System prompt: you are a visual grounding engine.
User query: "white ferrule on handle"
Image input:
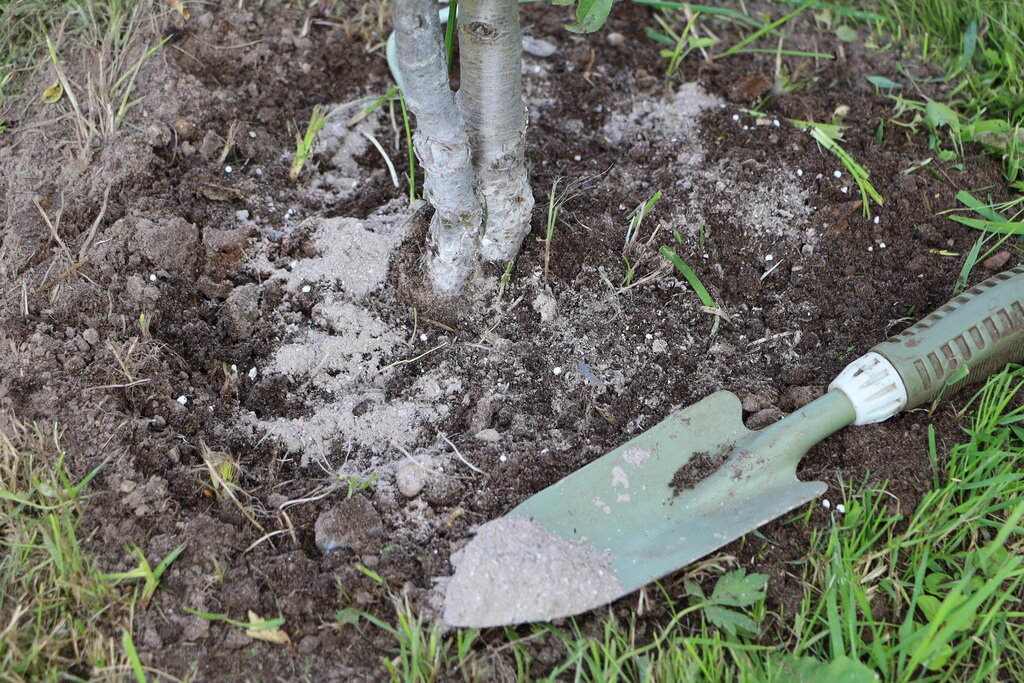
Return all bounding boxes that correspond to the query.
[828,352,908,425]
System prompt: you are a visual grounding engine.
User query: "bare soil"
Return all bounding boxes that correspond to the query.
[0,1,1015,679]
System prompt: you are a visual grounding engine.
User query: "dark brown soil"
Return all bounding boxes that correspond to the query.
[670,444,734,495]
[1,0,1017,679]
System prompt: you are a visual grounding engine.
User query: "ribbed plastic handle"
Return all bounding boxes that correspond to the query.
[870,265,1024,410]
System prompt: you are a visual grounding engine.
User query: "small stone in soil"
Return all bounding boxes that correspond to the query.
[983,250,1011,271]
[396,461,428,498]
[522,36,557,57]
[474,428,500,443]
[442,516,624,627]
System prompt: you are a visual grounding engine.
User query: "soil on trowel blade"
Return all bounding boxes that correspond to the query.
[441,516,623,628]
[670,443,735,496]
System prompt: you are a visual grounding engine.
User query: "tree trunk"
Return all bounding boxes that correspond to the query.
[393,0,483,293]
[458,0,535,263]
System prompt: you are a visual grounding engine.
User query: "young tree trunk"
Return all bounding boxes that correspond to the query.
[458,0,535,263]
[393,0,483,293]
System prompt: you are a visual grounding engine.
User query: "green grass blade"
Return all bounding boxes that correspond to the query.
[714,0,814,59]
[659,246,715,309]
[122,629,146,683]
[949,215,1024,235]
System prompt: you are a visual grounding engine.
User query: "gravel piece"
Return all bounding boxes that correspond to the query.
[396,461,428,498]
[522,36,557,58]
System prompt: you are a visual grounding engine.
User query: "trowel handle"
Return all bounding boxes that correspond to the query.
[830,265,1024,424]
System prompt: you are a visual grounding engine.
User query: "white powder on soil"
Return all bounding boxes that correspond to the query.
[442,516,624,627]
[602,81,722,167]
[602,82,816,247]
[279,214,407,301]
[242,207,453,467]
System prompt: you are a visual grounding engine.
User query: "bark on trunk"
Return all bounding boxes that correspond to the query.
[458,0,535,263]
[394,0,483,293]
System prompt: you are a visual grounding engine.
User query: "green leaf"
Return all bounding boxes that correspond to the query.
[777,654,879,682]
[835,25,858,42]
[704,605,757,636]
[917,594,942,622]
[565,0,613,33]
[925,642,955,670]
[925,100,960,137]
[709,567,768,607]
[866,75,902,90]
[683,578,705,599]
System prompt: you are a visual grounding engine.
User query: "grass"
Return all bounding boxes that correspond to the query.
[1,0,165,149]
[289,104,329,180]
[0,420,139,680]
[541,176,588,282]
[0,0,77,109]
[652,11,717,78]
[101,543,185,610]
[643,0,1024,178]
[867,2,1023,114]
[615,190,671,293]
[804,121,885,218]
[832,0,1024,179]
[351,364,1024,681]
[942,188,1024,291]
[660,245,721,334]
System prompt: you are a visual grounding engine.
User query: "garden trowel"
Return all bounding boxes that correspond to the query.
[442,266,1024,627]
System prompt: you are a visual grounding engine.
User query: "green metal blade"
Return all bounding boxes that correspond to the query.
[509,390,856,617]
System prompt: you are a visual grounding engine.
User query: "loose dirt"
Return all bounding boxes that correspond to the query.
[0,0,1015,677]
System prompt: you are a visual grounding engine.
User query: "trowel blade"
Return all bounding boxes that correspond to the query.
[442,391,830,627]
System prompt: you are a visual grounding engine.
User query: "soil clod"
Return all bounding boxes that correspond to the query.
[314,496,384,555]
